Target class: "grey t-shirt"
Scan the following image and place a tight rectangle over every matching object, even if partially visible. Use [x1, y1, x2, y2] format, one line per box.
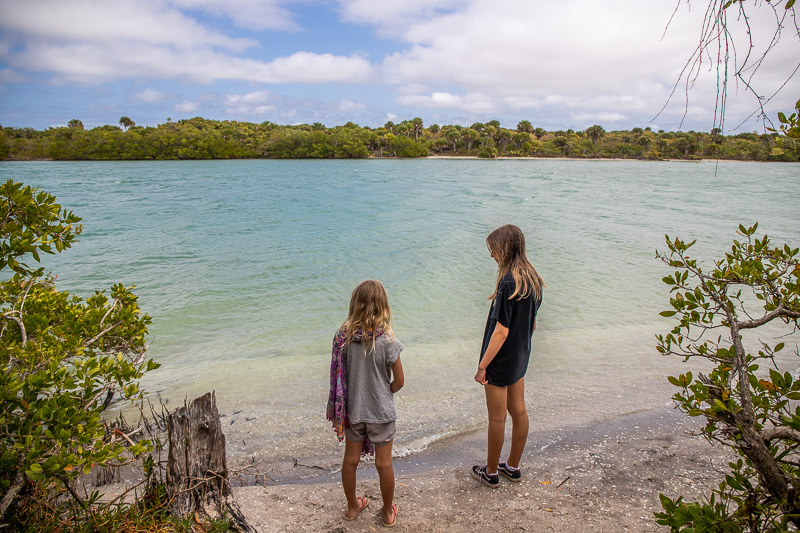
[346, 335, 403, 424]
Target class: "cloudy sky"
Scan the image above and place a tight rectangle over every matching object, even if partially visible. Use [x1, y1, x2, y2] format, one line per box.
[1, 0, 798, 132]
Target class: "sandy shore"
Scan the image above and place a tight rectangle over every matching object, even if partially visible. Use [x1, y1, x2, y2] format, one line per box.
[233, 407, 733, 532]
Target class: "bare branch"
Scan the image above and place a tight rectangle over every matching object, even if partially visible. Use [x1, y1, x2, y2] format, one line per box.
[738, 303, 800, 329]
[98, 299, 117, 328]
[762, 428, 800, 444]
[83, 320, 123, 348]
[2, 312, 27, 346]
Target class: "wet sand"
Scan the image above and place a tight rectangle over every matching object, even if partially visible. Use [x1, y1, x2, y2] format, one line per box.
[233, 407, 734, 532]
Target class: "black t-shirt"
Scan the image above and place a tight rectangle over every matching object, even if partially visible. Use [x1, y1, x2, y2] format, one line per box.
[480, 272, 542, 386]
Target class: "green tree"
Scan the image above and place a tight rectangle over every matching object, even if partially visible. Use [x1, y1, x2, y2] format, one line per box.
[463, 128, 479, 151]
[0, 181, 82, 276]
[119, 116, 135, 131]
[495, 129, 512, 152]
[67, 119, 84, 130]
[446, 128, 462, 152]
[517, 120, 533, 133]
[409, 117, 424, 140]
[0, 179, 158, 524]
[769, 98, 800, 159]
[585, 124, 605, 145]
[655, 224, 800, 530]
[513, 132, 531, 151]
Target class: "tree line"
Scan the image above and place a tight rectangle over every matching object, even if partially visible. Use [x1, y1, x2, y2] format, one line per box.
[0, 116, 797, 162]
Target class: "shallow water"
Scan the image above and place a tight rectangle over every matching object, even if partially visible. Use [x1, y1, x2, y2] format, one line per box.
[3, 159, 798, 468]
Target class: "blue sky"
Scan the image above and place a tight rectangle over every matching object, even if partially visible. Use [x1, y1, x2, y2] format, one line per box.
[1, 0, 798, 132]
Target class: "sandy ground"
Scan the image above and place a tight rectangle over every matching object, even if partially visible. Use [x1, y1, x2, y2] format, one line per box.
[232, 408, 734, 532]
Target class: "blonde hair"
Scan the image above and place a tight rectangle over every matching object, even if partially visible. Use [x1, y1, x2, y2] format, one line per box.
[340, 280, 394, 352]
[487, 224, 545, 301]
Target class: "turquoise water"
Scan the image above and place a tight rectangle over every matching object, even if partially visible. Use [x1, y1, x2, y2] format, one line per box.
[2, 159, 799, 467]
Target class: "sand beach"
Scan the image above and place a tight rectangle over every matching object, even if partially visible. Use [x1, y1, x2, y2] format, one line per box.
[232, 407, 733, 532]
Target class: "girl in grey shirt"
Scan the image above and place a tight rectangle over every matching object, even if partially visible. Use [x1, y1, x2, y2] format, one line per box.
[335, 280, 404, 527]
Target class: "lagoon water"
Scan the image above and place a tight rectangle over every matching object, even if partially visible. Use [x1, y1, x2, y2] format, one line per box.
[2, 159, 799, 471]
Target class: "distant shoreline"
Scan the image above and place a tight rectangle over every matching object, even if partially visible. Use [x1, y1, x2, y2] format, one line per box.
[2, 155, 795, 163]
[4, 117, 795, 162]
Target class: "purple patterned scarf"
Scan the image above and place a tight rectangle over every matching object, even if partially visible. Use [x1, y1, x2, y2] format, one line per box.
[326, 329, 380, 457]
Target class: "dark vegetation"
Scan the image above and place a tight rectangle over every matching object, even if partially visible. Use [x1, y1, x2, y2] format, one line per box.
[1, 116, 797, 161]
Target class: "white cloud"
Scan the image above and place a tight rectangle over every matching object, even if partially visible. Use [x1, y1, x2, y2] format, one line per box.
[0, 68, 27, 83]
[170, 0, 303, 31]
[381, 1, 692, 92]
[224, 91, 276, 115]
[571, 112, 627, 124]
[225, 104, 276, 115]
[338, 99, 365, 111]
[249, 52, 372, 83]
[0, 0, 257, 51]
[337, 0, 463, 35]
[224, 90, 271, 105]
[0, 1, 372, 86]
[376, 0, 799, 128]
[0, 0, 797, 130]
[7, 42, 373, 85]
[175, 100, 199, 112]
[135, 88, 166, 102]
[397, 91, 496, 114]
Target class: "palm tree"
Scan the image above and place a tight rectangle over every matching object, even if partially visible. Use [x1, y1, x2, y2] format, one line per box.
[119, 116, 135, 131]
[585, 124, 605, 145]
[517, 120, 533, 133]
[410, 117, 424, 140]
[463, 128, 479, 151]
[446, 129, 462, 152]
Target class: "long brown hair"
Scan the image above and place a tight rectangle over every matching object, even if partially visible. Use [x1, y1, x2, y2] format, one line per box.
[340, 280, 394, 352]
[487, 224, 545, 300]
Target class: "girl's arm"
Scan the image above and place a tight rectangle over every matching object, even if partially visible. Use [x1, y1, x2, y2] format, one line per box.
[475, 323, 509, 385]
[390, 356, 404, 393]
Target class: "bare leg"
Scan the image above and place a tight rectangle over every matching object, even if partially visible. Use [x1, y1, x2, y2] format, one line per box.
[505, 377, 529, 468]
[375, 441, 396, 524]
[484, 383, 508, 474]
[342, 438, 364, 518]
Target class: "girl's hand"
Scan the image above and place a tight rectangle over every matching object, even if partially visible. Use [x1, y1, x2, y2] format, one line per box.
[474, 367, 488, 385]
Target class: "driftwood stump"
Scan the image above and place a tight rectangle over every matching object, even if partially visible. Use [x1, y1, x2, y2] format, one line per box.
[166, 391, 254, 532]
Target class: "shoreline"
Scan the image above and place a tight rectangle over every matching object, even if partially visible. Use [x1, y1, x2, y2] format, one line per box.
[232, 406, 734, 532]
[3, 155, 794, 163]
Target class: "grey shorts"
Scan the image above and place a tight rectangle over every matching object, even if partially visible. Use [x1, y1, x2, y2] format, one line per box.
[345, 421, 396, 447]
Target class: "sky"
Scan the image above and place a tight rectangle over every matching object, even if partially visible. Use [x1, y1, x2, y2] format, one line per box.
[0, 0, 798, 133]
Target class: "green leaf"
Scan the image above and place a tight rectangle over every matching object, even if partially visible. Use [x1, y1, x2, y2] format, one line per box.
[659, 493, 676, 512]
[660, 310, 677, 317]
[713, 399, 729, 411]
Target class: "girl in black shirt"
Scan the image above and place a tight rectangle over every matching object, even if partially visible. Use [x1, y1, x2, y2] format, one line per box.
[472, 224, 544, 487]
